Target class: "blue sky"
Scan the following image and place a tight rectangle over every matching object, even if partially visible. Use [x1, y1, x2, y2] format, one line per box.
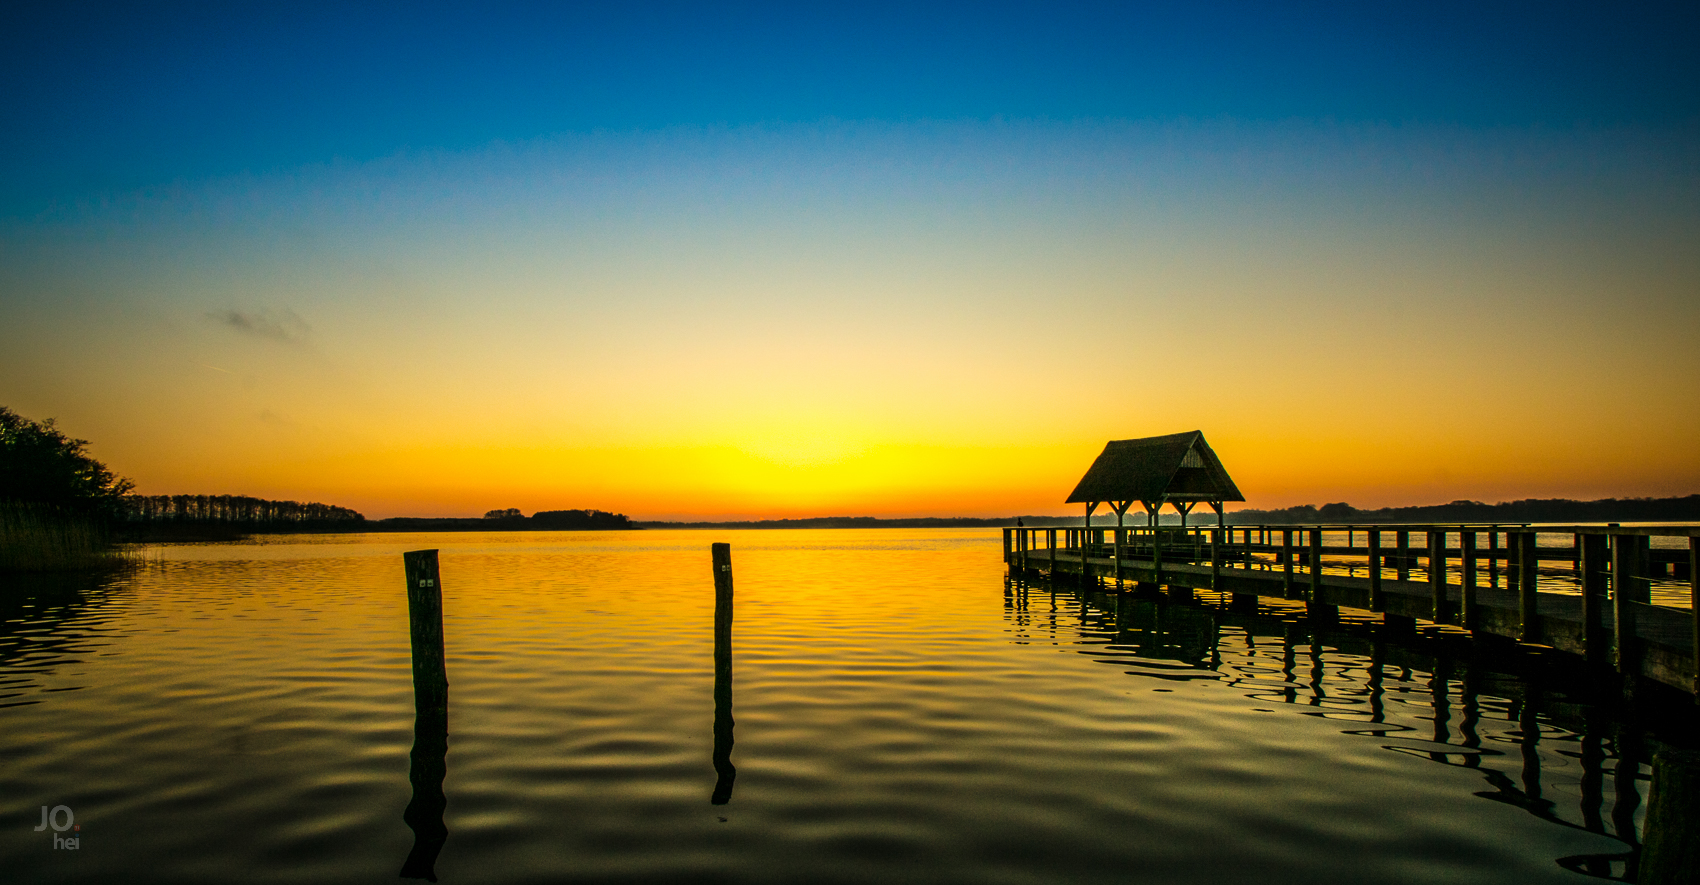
[5, 2, 1696, 215]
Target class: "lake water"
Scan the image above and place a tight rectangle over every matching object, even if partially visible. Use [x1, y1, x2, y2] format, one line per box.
[0, 529, 1684, 883]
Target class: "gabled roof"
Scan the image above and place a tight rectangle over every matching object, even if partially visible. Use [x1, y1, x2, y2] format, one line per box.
[1065, 431, 1245, 504]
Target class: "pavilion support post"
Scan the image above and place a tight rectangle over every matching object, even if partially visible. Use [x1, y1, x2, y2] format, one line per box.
[1368, 529, 1383, 611]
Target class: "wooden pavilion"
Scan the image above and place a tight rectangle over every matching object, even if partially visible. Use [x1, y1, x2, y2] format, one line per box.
[1065, 430, 1244, 530]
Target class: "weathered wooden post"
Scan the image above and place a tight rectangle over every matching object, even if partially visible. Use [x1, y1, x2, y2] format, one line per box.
[1429, 530, 1447, 624]
[1640, 746, 1700, 884]
[1460, 530, 1477, 629]
[400, 549, 448, 881]
[403, 550, 449, 710]
[1002, 528, 1012, 568]
[1368, 529, 1383, 611]
[1581, 533, 1609, 666]
[1048, 528, 1057, 574]
[711, 543, 736, 805]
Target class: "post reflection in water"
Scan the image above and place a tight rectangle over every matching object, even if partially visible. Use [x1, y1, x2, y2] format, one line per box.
[1003, 577, 1669, 882]
[711, 543, 737, 806]
[400, 697, 449, 882]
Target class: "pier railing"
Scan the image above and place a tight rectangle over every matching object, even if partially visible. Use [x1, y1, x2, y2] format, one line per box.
[1003, 523, 1700, 697]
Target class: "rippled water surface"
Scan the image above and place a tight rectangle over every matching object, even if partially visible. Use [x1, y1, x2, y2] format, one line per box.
[0, 529, 1679, 883]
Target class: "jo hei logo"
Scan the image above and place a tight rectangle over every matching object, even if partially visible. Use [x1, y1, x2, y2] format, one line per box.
[35, 805, 80, 850]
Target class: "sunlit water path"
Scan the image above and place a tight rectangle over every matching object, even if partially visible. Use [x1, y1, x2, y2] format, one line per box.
[0, 529, 1682, 883]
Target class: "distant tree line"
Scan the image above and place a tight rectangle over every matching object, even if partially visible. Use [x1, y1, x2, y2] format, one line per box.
[1224, 495, 1700, 525]
[372, 508, 634, 531]
[121, 494, 366, 529]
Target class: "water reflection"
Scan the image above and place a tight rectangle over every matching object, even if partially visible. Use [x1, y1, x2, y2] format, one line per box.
[400, 701, 449, 881]
[1003, 574, 1683, 881]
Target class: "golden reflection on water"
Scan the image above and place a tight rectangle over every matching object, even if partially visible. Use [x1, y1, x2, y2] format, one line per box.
[0, 529, 1670, 884]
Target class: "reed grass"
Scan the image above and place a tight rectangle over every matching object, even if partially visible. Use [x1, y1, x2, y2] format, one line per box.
[0, 501, 135, 572]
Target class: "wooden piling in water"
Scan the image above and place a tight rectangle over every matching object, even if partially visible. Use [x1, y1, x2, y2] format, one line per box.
[1518, 532, 1539, 642]
[711, 543, 736, 805]
[402, 550, 449, 712]
[400, 548, 449, 881]
[1581, 534, 1609, 666]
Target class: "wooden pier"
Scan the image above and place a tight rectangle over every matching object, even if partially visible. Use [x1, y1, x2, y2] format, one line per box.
[1004, 523, 1700, 697]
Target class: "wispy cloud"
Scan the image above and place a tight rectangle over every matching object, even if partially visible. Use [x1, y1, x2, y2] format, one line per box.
[206, 308, 311, 345]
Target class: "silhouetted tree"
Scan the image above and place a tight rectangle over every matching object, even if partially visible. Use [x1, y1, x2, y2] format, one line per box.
[0, 406, 133, 518]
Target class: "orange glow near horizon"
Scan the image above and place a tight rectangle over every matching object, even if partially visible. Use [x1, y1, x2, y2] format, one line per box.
[3, 122, 1697, 519]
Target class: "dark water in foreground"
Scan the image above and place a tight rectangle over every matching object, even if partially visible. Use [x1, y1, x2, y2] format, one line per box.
[0, 529, 1687, 883]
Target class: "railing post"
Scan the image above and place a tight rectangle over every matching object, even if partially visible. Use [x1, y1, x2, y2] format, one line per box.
[1048, 528, 1057, 573]
[1429, 529, 1447, 624]
[1308, 528, 1322, 601]
[1612, 531, 1642, 679]
[1581, 533, 1609, 666]
[1519, 531, 1539, 642]
[1368, 528, 1383, 611]
[1690, 536, 1699, 699]
[1211, 528, 1221, 590]
[1396, 530, 1410, 582]
[1460, 530, 1477, 629]
[1282, 529, 1294, 598]
[1488, 527, 1500, 587]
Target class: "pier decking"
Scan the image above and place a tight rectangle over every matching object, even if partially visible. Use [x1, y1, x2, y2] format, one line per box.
[1004, 524, 1700, 697]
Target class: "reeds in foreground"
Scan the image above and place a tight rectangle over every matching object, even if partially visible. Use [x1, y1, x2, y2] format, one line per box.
[0, 501, 133, 572]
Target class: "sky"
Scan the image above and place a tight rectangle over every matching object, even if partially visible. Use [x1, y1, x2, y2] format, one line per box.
[2, 2, 1697, 520]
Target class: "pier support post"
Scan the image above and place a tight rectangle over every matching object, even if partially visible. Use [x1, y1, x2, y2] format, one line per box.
[1048, 528, 1057, 575]
[1368, 529, 1383, 611]
[711, 543, 737, 805]
[1581, 534, 1609, 667]
[1002, 528, 1012, 568]
[1640, 747, 1700, 884]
